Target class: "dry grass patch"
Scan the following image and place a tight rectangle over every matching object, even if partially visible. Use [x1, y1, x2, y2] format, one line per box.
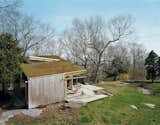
[7, 103, 80, 125]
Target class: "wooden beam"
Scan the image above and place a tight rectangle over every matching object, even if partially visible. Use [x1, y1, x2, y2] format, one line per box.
[64, 76, 86, 80]
[64, 70, 87, 77]
[29, 56, 60, 62]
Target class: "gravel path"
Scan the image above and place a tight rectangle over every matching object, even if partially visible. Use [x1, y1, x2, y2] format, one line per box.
[0, 109, 42, 125]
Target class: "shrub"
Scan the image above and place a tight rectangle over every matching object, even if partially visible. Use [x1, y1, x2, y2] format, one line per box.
[119, 73, 129, 80]
[80, 115, 92, 123]
[102, 112, 111, 123]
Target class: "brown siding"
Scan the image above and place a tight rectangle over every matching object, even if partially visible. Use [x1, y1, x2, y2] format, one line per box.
[28, 74, 65, 108]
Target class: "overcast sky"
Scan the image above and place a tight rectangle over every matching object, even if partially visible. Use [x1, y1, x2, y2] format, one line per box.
[22, 0, 160, 54]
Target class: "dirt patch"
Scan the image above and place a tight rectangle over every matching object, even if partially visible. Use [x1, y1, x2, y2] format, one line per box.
[7, 103, 80, 125]
[6, 114, 35, 125]
[0, 108, 7, 115]
[0, 108, 3, 115]
[42, 103, 79, 120]
[0, 109, 42, 125]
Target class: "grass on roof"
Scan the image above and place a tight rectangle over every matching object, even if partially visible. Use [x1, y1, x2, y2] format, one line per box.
[21, 60, 84, 77]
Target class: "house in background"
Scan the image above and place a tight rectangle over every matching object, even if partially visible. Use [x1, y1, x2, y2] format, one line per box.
[21, 55, 86, 108]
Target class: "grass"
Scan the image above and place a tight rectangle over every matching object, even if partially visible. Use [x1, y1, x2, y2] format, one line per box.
[124, 80, 160, 96]
[79, 81, 160, 125]
[146, 83, 160, 96]
[21, 60, 83, 77]
[6, 81, 160, 125]
[21, 54, 85, 77]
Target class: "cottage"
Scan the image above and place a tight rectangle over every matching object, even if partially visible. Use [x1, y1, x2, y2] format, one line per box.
[21, 55, 86, 108]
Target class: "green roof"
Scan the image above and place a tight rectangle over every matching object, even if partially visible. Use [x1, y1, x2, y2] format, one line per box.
[21, 55, 84, 77]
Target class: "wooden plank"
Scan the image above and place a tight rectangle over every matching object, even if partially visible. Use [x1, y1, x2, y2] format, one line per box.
[64, 76, 86, 80]
[28, 74, 65, 108]
[29, 56, 60, 62]
[64, 70, 86, 76]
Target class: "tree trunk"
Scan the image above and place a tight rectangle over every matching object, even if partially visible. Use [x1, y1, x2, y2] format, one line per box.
[152, 79, 154, 83]
[113, 76, 117, 81]
[2, 82, 6, 94]
[93, 65, 100, 84]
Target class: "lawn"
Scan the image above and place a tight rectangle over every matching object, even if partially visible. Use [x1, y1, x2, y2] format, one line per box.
[79, 81, 160, 125]
[6, 81, 160, 125]
[146, 83, 160, 96]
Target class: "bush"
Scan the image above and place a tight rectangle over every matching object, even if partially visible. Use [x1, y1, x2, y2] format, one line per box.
[111, 117, 121, 124]
[102, 112, 111, 123]
[119, 73, 129, 80]
[80, 115, 92, 123]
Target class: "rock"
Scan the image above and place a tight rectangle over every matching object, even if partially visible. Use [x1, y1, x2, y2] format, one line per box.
[0, 109, 42, 125]
[22, 109, 42, 117]
[144, 103, 155, 109]
[130, 105, 138, 110]
[138, 87, 152, 95]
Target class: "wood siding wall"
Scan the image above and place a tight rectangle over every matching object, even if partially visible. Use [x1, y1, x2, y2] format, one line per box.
[28, 74, 65, 108]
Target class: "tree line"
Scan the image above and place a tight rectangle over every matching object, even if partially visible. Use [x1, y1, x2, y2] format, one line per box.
[0, 0, 158, 84]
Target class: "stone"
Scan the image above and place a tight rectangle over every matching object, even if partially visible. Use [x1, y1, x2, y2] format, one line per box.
[0, 109, 42, 125]
[65, 84, 109, 108]
[22, 109, 42, 117]
[144, 103, 155, 109]
[138, 87, 152, 95]
[130, 105, 138, 110]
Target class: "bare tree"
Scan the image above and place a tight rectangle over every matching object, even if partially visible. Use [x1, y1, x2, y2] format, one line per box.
[62, 15, 135, 83]
[102, 42, 130, 80]
[0, 4, 55, 56]
[18, 16, 55, 56]
[87, 15, 134, 83]
[61, 18, 90, 68]
[129, 42, 147, 80]
[0, 0, 21, 10]
[107, 42, 130, 66]
[32, 37, 63, 56]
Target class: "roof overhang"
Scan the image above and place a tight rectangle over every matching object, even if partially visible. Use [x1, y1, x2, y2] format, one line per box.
[29, 56, 60, 62]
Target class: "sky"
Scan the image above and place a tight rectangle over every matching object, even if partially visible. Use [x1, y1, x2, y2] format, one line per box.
[22, 0, 160, 54]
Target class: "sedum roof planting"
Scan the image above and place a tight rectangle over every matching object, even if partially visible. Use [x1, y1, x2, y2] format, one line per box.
[21, 55, 84, 78]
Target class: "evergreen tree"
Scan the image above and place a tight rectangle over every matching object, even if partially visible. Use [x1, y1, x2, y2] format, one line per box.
[0, 33, 23, 93]
[157, 57, 160, 76]
[145, 50, 158, 83]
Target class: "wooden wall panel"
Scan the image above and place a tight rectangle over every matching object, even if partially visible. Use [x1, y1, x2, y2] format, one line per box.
[28, 74, 64, 108]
